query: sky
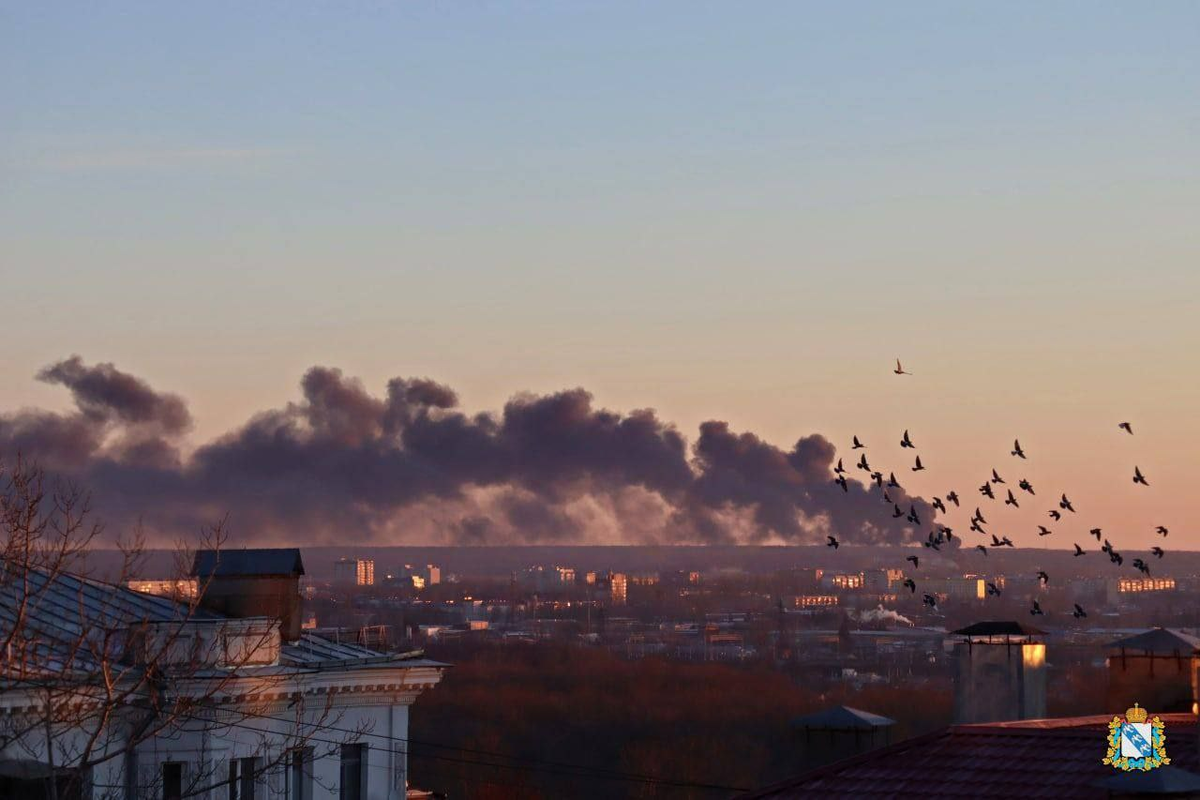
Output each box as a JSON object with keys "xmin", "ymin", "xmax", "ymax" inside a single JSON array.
[{"xmin": 1, "ymin": 2, "xmax": 1198, "ymax": 549}]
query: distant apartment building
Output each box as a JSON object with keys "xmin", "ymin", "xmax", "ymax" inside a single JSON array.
[
  {"xmin": 863, "ymin": 568, "xmax": 904, "ymax": 592},
  {"xmin": 610, "ymin": 572, "xmax": 628, "ymax": 606},
  {"xmin": 333, "ymin": 557, "xmax": 375, "ymax": 586},
  {"xmin": 630, "ymin": 573, "xmax": 659, "ymax": 586},
  {"xmin": 425, "ymin": 564, "xmax": 441, "ymax": 586},
  {"xmin": 823, "ymin": 573, "xmax": 864, "ymax": 591},
  {"xmin": 555, "ymin": 566, "xmax": 576, "ymax": 584},
  {"xmin": 1107, "ymin": 576, "xmax": 1176, "ymax": 606},
  {"xmin": 788, "ymin": 594, "xmax": 840, "ymax": 608},
  {"xmin": 125, "ymin": 578, "xmax": 198, "ymax": 599}
]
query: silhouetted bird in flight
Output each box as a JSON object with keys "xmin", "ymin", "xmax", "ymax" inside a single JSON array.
[
  {"xmin": 1000, "ymin": 535, "xmax": 1014, "ymax": 547},
  {"xmin": 1005, "ymin": 490, "xmax": 1019, "ymax": 508},
  {"xmin": 1073, "ymin": 543, "xmax": 1085, "ymax": 556},
  {"xmin": 1152, "ymin": 546, "xmax": 1164, "ymax": 558},
  {"xmin": 888, "ymin": 472, "xmax": 901, "ymax": 488},
  {"xmin": 943, "ymin": 528, "xmax": 955, "ymax": 543},
  {"xmin": 1037, "ymin": 570, "xmax": 1049, "ymax": 585},
  {"xmin": 946, "ymin": 491, "xmax": 960, "ymax": 506},
  {"xmin": 835, "ymin": 474, "xmax": 848, "ymax": 492},
  {"xmin": 912, "ymin": 455, "xmax": 925, "ymax": 472},
  {"xmin": 871, "ymin": 471, "xmax": 884, "ymax": 487},
  {"xmin": 923, "ymin": 533, "xmax": 941, "ymax": 551},
  {"xmin": 1101, "ymin": 539, "xmax": 1113, "ymax": 555},
  {"xmin": 826, "ymin": 535, "xmax": 839, "ymax": 549},
  {"xmin": 1156, "ymin": 526, "xmax": 1169, "ymax": 537},
  {"xmin": 1049, "ymin": 510, "xmax": 1062, "ymax": 521},
  {"xmin": 970, "ymin": 520, "xmax": 986, "ymax": 535},
  {"xmin": 990, "ymin": 534, "xmax": 1004, "ymax": 547},
  {"xmin": 1019, "ymin": 479, "xmax": 1035, "ymax": 495},
  {"xmin": 932, "ymin": 497, "xmax": 946, "ymax": 513},
  {"xmin": 907, "ymin": 506, "xmax": 921, "ymax": 525},
  {"xmin": 834, "ymin": 458, "xmax": 846, "ymax": 475},
  {"xmin": 1090, "ymin": 528, "xmax": 1103, "ymax": 541},
  {"xmin": 1030, "ymin": 600, "xmax": 1044, "ymax": 616},
  {"xmin": 1133, "ymin": 466, "xmax": 1149, "ymax": 486},
  {"xmin": 1012, "ymin": 439, "xmax": 1026, "ymax": 459},
  {"xmin": 1060, "ymin": 493, "xmax": 1075, "ymax": 513},
  {"xmin": 988, "ymin": 470, "xmax": 1003, "ymax": 485},
  {"xmin": 1119, "ymin": 422, "xmax": 1133, "ymax": 435},
  {"xmin": 976, "ymin": 545, "xmax": 988, "ymax": 556},
  {"xmin": 900, "ymin": 430, "xmax": 915, "ymax": 448},
  {"xmin": 894, "ymin": 359, "xmax": 911, "ymax": 375},
  {"xmin": 852, "ymin": 435, "xmax": 866, "ymax": 449},
  {"xmin": 1110, "ymin": 551, "xmax": 1124, "ymax": 567},
  {"xmin": 1073, "ymin": 604, "xmax": 1087, "ymax": 619},
  {"xmin": 883, "ymin": 491, "xmax": 893, "ymax": 504},
  {"xmin": 902, "ymin": 578, "xmax": 916, "ymax": 593},
  {"xmin": 979, "ymin": 483, "xmax": 995, "ymax": 499},
  {"xmin": 972, "ymin": 508, "xmax": 988, "ymax": 525},
  {"xmin": 923, "ymin": 594, "xmax": 937, "ymax": 608},
  {"xmin": 892, "ymin": 504, "xmax": 904, "ymax": 518},
  {"xmin": 1037, "ymin": 526, "xmax": 1053, "ymax": 537},
  {"xmin": 986, "ymin": 582, "xmax": 1001, "ymax": 597},
  {"xmin": 1133, "ymin": 558, "xmax": 1150, "ymax": 575},
  {"xmin": 906, "ymin": 555, "xmax": 920, "ymax": 568},
  {"xmin": 857, "ymin": 454, "xmax": 870, "ymax": 471}
]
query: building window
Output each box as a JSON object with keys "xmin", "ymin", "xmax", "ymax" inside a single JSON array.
[
  {"xmin": 228, "ymin": 757, "xmax": 258, "ymax": 800},
  {"xmin": 162, "ymin": 762, "xmax": 184, "ymax": 800},
  {"xmin": 288, "ymin": 748, "xmax": 313, "ymax": 800},
  {"xmin": 340, "ymin": 743, "xmax": 367, "ymax": 800}
]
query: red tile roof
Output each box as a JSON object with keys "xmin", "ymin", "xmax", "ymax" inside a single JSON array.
[{"xmin": 741, "ymin": 714, "xmax": 1199, "ymax": 799}]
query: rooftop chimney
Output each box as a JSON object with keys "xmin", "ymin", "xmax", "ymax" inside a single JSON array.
[
  {"xmin": 190, "ymin": 548, "xmax": 305, "ymax": 642},
  {"xmin": 951, "ymin": 621, "xmax": 1047, "ymax": 724}
]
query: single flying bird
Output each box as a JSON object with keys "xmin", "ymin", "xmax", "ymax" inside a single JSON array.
[
  {"xmin": 1073, "ymin": 604, "xmax": 1087, "ymax": 619},
  {"xmin": 1090, "ymin": 528, "xmax": 1102, "ymax": 541},
  {"xmin": 852, "ymin": 435, "xmax": 866, "ymax": 449},
  {"xmin": 1005, "ymin": 490, "xmax": 1020, "ymax": 508},
  {"xmin": 1119, "ymin": 422, "xmax": 1133, "ymax": 435},
  {"xmin": 1060, "ymin": 493, "xmax": 1075, "ymax": 513},
  {"xmin": 1133, "ymin": 558, "xmax": 1150, "ymax": 575},
  {"xmin": 1012, "ymin": 439, "xmax": 1026, "ymax": 459},
  {"xmin": 1019, "ymin": 479, "xmax": 1035, "ymax": 495},
  {"xmin": 1156, "ymin": 526, "xmax": 1169, "ymax": 537},
  {"xmin": 870, "ymin": 471, "xmax": 884, "ymax": 487},
  {"xmin": 888, "ymin": 472, "xmax": 901, "ymax": 488},
  {"xmin": 991, "ymin": 469, "xmax": 1005, "ymax": 484},
  {"xmin": 1030, "ymin": 600, "xmax": 1044, "ymax": 616},
  {"xmin": 975, "ymin": 544, "xmax": 988, "ymax": 556},
  {"xmin": 972, "ymin": 508, "xmax": 988, "ymax": 525},
  {"xmin": 970, "ymin": 519, "xmax": 986, "ymax": 535},
  {"xmin": 1151, "ymin": 546, "xmax": 1164, "ymax": 558},
  {"xmin": 906, "ymin": 555, "xmax": 920, "ymax": 568},
  {"xmin": 932, "ymin": 497, "xmax": 946, "ymax": 513},
  {"xmin": 979, "ymin": 483, "xmax": 995, "ymax": 500},
  {"xmin": 1073, "ymin": 543, "xmax": 1085, "ymax": 557},
  {"xmin": 946, "ymin": 491, "xmax": 960, "ymax": 506},
  {"xmin": 1049, "ymin": 509, "xmax": 1062, "ymax": 521},
  {"xmin": 892, "ymin": 504, "xmax": 904, "ymax": 518},
  {"xmin": 835, "ymin": 474, "xmax": 849, "ymax": 492},
  {"xmin": 986, "ymin": 582, "xmax": 1001, "ymax": 597},
  {"xmin": 834, "ymin": 458, "xmax": 846, "ymax": 475},
  {"xmin": 907, "ymin": 506, "xmax": 921, "ymax": 525},
  {"xmin": 826, "ymin": 535, "xmax": 839, "ymax": 549},
  {"xmin": 902, "ymin": 578, "xmax": 916, "ymax": 593},
  {"xmin": 857, "ymin": 454, "xmax": 870, "ymax": 471},
  {"xmin": 912, "ymin": 455, "xmax": 925, "ymax": 472},
  {"xmin": 894, "ymin": 359, "xmax": 911, "ymax": 376},
  {"xmin": 1133, "ymin": 466, "xmax": 1149, "ymax": 486},
  {"xmin": 923, "ymin": 594, "xmax": 937, "ymax": 608},
  {"xmin": 900, "ymin": 429, "xmax": 915, "ymax": 449},
  {"xmin": 1037, "ymin": 526, "xmax": 1053, "ymax": 537}
]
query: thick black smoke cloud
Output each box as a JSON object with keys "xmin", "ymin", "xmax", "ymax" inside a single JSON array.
[{"xmin": 0, "ymin": 357, "xmax": 936, "ymax": 546}]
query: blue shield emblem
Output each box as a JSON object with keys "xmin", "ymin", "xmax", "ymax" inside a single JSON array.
[{"xmin": 1104, "ymin": 703, "xmax": 1168, "ymax": 772}]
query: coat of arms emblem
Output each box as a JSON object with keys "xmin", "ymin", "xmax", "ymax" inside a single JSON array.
[{"xmin": 1104, "ymin": 703, "xmax": 1168, "ymax": 772}]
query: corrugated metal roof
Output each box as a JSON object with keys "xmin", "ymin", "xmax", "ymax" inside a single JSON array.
[
  {"xmin": 191, "ymin": 548, "xmax": 305, "ymax": 577},
  {"xmin": 740, "ymin": 715, "xmax": 1200, "ymax": 799}
]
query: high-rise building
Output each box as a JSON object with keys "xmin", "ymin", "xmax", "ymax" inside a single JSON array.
[
  {"xmin": 424, "ymin": 565, "xmax": 441, "ymax": 586},
  {"xmin": 334, "ymin": 558, "xmax": 374, "ymax": 586},
  {"xmin": 610, "ymin": 573, "xmax": 628, "ymax": 606}
]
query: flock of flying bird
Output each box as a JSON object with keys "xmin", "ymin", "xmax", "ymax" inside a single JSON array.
[{"xmin": 822, "ymin": 360, "xmax": 1165, "ymax": 621}]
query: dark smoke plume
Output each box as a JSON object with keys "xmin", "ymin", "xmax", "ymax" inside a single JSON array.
[{"xmin": 0, "ymin": 357, "xmax": 936, "ymax": 545}]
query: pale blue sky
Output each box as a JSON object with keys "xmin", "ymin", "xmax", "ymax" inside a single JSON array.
[{"xmin": 2, "ymin": 2, "xmax": 1198, "ymax": 543}]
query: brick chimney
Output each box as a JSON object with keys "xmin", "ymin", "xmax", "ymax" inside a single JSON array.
[
  {"xmin": 191, "ymin": 548, "xmax": 305, "ymax": 641},
  {"xmin": 951, "ymin": 621, "xmax": 1047, "ymax": 724}
]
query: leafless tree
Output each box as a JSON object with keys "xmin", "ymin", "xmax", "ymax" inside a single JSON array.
[{"xmin": 0, "ymin": 456, "xmax": 359, "ymax": 800}]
